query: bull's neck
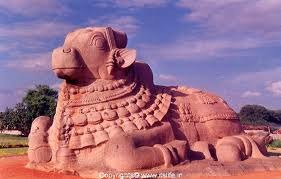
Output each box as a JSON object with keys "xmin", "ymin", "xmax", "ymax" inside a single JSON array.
[{"xmin": 60, "ymin": 69, "xmax": 152, "ymax": 107}]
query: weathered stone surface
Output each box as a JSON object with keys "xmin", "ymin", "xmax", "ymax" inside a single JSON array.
[{"xmin": 27, "ymin": 26, "xmax": 271, "ymax": 177}]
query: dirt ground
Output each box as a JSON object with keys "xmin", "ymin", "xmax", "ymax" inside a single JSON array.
[
  {"xmin": 0, "ymin": 155, "xmax": 79, "ymax": 179},
  {"xmin": 0, "ymin": 155, "xmax": 281, "ymax": 179}
]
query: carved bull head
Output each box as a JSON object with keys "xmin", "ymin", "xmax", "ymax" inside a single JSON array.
[{"xmin": 52, "ymin": 27, "xmax": 136, "ymax": 81}]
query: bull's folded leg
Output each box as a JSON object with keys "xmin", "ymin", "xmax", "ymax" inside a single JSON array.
[
  {"xmin": 104, "ymin": 134, "xmax": 189, "ymax": 170},
  {"xmin": 190, "ymin": 141, "xmax": 214, "ymax": 160},
  {"xmin": 104, "ymin": 134, "xmax": 165, "ymax": 170},
  {"xmin": 164, "ymin": 140, "xmax": 188, "ymax": 164},
  {"xmin": 216, "ymin": 142, "xmax": 243, "ymax": 162},
  {"xmin": 216, "ymin": 135, "xmax": 268, "ymax": 163}
]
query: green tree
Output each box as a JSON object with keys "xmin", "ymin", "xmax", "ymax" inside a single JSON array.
[
  {"xmin": 12, "ymin": 103, "xmax": 29, "ymax": 136},
  {"xmin": 239, "ymin": 105, "xmax": 273, "ymax": 125},
  {"xmin": 271, "ymin": 110, "xmax": 281, "ymax": 123},
  {"xmin": 0, "ymin": 111, "xmax": 5, "ymax": 132},
  {"xmin": 0, "ymin": 85, "xmax": 58, "ymax": 136},
  {"xmin": 2, "ymin": 107, "xmax": 17, "ymax": 130},
  {"xmin": 239, "ymin": 104, "xmax": 281, "ymax": 125},
  {"xmin": 23, "ymin": 85, "xmax": 57, "ymax": 121}
]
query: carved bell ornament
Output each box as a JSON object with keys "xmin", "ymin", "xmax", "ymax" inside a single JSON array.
[
  {"xmin": 69, "ymin": 129, "xmax": 81, "ymax": 150},
  {"xmin": 81, "ymin": 128, "xmax": 95, "ymax": 148},
  {"xmin": 93, "ymin": 130, "xmax": 109, "ymax": 146}
]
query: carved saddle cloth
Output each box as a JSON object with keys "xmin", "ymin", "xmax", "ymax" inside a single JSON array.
[
  {"xmin": 58, "ymin": 72, "xmax": 172, "ymax": 150},
  {"xmin": 169, "ymin": 86, "xmax": 239, "ymax": 123}
]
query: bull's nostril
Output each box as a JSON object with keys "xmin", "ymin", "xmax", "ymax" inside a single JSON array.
[{"xmin": 63, "ymin": 48, "xmax": 71, "ymax": 53}]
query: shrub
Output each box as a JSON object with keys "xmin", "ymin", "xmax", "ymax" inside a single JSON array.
[{"xmin": 268, "ymin": 139, "xmax": 281, "ymax": 148}]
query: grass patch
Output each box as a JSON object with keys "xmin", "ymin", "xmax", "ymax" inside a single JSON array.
[
  {"xmin": 0, "ymin": 147, "xmax": 28, "ymax": 157},
  {"xmin": 0, "ymin": 134, "xmax": 28, "ymax": 148},
  {"xmin": 268, "ymin": 139, "xmax": 281, "ymax": 148},
  {"xmin": 0, "ymin": 134, "xmax": 28, "ymax": 157}
]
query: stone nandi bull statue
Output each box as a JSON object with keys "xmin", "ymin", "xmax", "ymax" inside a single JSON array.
[{"xmin": 27, "ymin": 27, "xmax": 268, "ymax": 175}]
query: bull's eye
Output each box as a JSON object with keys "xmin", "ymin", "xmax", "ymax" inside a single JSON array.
[
  {"xmin": 90, "ymin": 33, "xmax": 107, "ymax": 50},
  {"xmin": 94, "ymin": 37, "xmax": 105, "ymax": 48}
]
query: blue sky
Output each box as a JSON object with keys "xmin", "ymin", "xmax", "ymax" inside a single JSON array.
[{"xmin": 0, "ymin": 0, "xmax": 280, "ymax": 111}]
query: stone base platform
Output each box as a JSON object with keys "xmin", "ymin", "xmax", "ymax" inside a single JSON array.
[
  {"xmin": 78, "ymin": 157, "xmax": 281, "ymax": 178},
  {"xmin": 2, "ymin": 155, "xmax": 281, "ymax": 179}
]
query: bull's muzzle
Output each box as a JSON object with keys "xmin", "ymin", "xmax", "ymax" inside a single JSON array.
[{"xmin": 52, "ymin": 47, "xmax": 85, "ymax": 80}]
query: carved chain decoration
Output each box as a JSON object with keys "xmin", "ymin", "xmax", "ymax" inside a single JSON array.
[{"xmin": 56, "ymin": 72, "xmax": 172, "ymax": 151}]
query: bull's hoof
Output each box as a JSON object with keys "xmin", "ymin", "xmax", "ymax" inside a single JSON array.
[{"xmin": 216, "ymin": 143, "xmax": 242, "ymax": 162}]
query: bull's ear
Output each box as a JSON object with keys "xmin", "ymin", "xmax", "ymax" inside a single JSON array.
[
  {"xmin": 106, "ymin": 48, "xmax": 136, "ymax": 75},
  {"xmin": 117, "ymin": 48, "xmax": 136, "ymax": 68}
]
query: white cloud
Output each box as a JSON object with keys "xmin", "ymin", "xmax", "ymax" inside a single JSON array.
[
  {"xmin": 158, "ymin": 74, "xmax": 177, "ymax": 82},
  {"xmin": 230, "ymin": 66, "xmax": 281, "ymax": 100},
  {"xmin": 139, "ymin": 38, "xmax": 260, "ymax": 60},
  {"xmin": 0, "ymin": 20, "xmax": 76, "ymax": 59},
  {"xmin": 0, "ymin": 88, "xmax": 26, "ymax": 111},
  {"xmin": 233, "ymin": 66, "xmax": 281, "ymax": 86},
  {"xmin": 266, "ymin": 81, "xmax": 281, "ymax": 96},
  {"xmin": 0, "ymin": 43, "xmax": 16, "ymax": 53},
  {"xmin": 4, "ymin": 52, "xmax": 51, "ymax": 71},
  {"xmin": 141, "ymin": 0, "xmax": 281, "ymax": 61},
  {"xmin": 0, "ymin": 89, "xmax": 14, "ymax": 97},
  {"xmin": 137, "ymin": 0, "xmax": 281, "ymax": 61},
  {"xmin": 177, "ymin": 0, "xmax": 281, "ymax": 39},
  {"xmin": 0, "ymin": 21, "xmax": 76, "ymax": 39},
  {"xmin": 241, "ymin": 91, "xmax": 261, "ymax": 98},
  {"xmin": 88, "ymin": 16, "xmax": 140, "ymax": 37},
  {"xmin": 0, "ymin": 0, "xmax": 67, "ymax": 16},
  {"xmin": 50, "ymin": 82, "xmax": 62, "ymax": 90},
  {"xmin": 0, "ymin": 82, "xmax": 62, "ymax": 111},
  {"xmin": 95, "ymin": 0, "xmax": 170, "ymax": 8}
]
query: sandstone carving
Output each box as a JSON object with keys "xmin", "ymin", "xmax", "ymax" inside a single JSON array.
[
  {"xmin": 216, "ymin": 135, "xmax": 267, "ymax": 162},
  {"xmin": 28, "ymin": 116, "xmax": 52, "ymax": 163},
  {"xmin": 27, "ymin": 27, "xmax": 268, "ymax": 176}
]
